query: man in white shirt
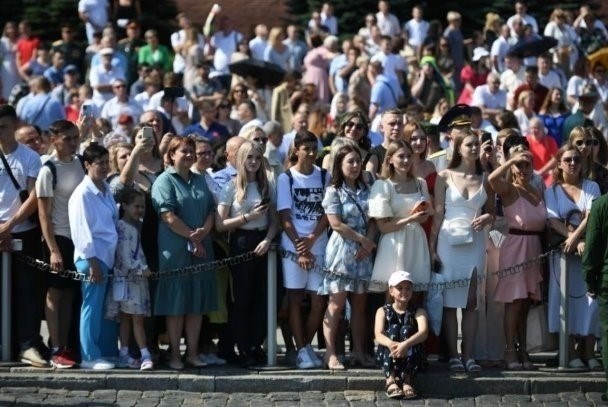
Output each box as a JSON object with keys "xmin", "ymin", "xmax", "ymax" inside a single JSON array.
[
  {"xmin": 403, "ymin": 5, "xmax": 429, "ymax": 52},
  {"xmin": 500, "ymin": 54, "xmax": 525, "ymax": 107},
  {"xmin": 320, "ymin": 3, "xmax": 338, "ymax": 36},
  {"xmin": 78, "ymin": 0, "xmax": 109, "ymax": 44},
  {"xmin": 472, "ymin": 73, "xmax": 507, "ymax": 122},
  {"xmin": 171, "ymin": 13, "xmax": 204, "ymax": 74},
  {"xmin": 375, "ymin": 0, "xmax": 401, "ymax": 37},
  {"xmin": 537, "ymin": 54, "xmax": 564, "ymax": 90},
  {"xmin": 100, "ymin": 79, "xmax": 143, "ymax": 129},
  {"xmin": 209, "ymin": 16, "xmax": 244, "ymax": 90},
  {"xmin": 279, "ymin": 111, "xmax": 310, "ymax": 163},
  {"xmin": 0, "ymin": 105, "xmax": 47, "ymax": 368},
  {"xmin": 237, "ymin": 100, "xmax": 264, "ymax": 136},
  {"xmin": 490, "ymin": 25, "xmax": 513, "ymax": 74},
  {"xmin": 89, "ymin": 48, "xmax": 126, "ymax": 106},
  {"xmin": 371, "ymin": 36, "xmax": 407, "ymax": 84},
  {"xmin": 249, "ymin": 25, "xmax": 269, "ymax": 61},
  {"xmin": 507, "ymin": 1, "xmax": 538, "ymax": 35}
]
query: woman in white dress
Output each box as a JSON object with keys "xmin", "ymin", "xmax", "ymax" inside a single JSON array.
[
  {"xmin": 430, "ymin": 129, "xmax": 495, "ymax": 373},
  {"xmin": 369, "ymin": 140, "xmax": 433, "ymax": 294},
  {"xmin": 0, "ymin": 22, "xmax": 20, "ymax": 102},
  {"xmin": 545, "ymin": 144, "xmax": 601, "ymax": 370}
]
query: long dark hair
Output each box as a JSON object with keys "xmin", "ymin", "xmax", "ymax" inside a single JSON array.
[
  {"xmin": 447, "ymin": 130, "xmax": 483, "ymax": 175},
  {"xmin": 337, "ymin": 110, "xmax": 371, "ymax": 151},
  {"xmin": 331, "ymin": 144, "xmax": 365, "ymax": 189}
]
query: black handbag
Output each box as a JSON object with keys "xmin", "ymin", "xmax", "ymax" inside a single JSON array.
[{"xmin": 0, "ymin": 150, "xmax": 38, "ymax": 224}]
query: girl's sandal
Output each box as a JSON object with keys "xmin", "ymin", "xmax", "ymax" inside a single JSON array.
[
  {"xmin": 385, "ymin": 377, "xmax": 404, "ymax": 399},
  {"xmin": 402, "ymin": 383, "xmax": 418, "ymax": 400}
]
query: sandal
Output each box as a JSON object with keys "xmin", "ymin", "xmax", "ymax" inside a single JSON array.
[
  {"xmin": 448, "ymin": 357, "xmax": 465, "ymax": 372},
  {"xmin": 504, "ymin": 349, "xmax": 522, "ymax": 370},
  {"xmin": 465, "ymin": 358, "xmax": 482, "ymax": 373},
  {"xmin": 402, "ymin": 383, "xmax": 418, "ymax": 400},
  {"xmin": 324, "ymin": 355, "xmax": 346, "ymax": 371},
  {"xmin": 518, "ymin": 350, "xmax": 537, "ymax": 371},
  {"xmin": 385, "ymin": 377, "xmax": 404, "ymax": 399}
]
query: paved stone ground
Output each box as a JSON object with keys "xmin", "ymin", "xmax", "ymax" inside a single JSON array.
[{"xmin": 0, "ymin": 388, "xmax": 606, "ymax": 407}]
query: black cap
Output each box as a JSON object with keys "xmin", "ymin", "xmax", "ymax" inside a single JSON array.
[
  {"xmin": 502, "ymin": 134, "xmax": 529, "ymax": 158},
  {"xmin": 0, "ymin": 104, "xmax": 17, "ymax": 120},
  {"xmin": 438, "ymin": 104, "xmax": 472, "ymax": 133}
]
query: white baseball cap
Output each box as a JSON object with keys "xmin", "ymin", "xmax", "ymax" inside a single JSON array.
[{"xmin": 388, "ymin": 270, "xmax": 414, "ymax": 287}]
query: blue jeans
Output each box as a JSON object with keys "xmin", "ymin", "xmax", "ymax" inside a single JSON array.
[{"xmin": 75, "ymin": 258, "xmax": 118, "ymax": 361}]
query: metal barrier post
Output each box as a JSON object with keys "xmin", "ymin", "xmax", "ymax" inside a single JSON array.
[
  {"xmin": 266, "ymin": 246, "xmax": 277, "ymax": 366},
  {"xmin": 558, "ymin": 251, "xmax": 569, "ymax": 369},
  {"xmin": 1, "ymin": 239, "xmax": 22, "ymax": 362}
]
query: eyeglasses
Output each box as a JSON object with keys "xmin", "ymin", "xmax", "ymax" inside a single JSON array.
[
  {"xmin": 515, "ymin": 161, "xmax": 531, "ymax": 169},
  {"xmin": 574, "ymin": 139, "xmax": 593, "ymax": 147},
  {"xmin": 218, "ymin": 104, "xmax": 230, "ymax": 109},
  {"xmin": 196, "ymin": 151, "xmax": 213, "ymax": 158},
  {"xmin": 562, "ymin": 156, "xmax": 581, "ymax": 164},
  {"xmin": 253, "ymin": 137, "xmax": 268, "ymax": 143},
  {"xmin": 345, "ymin": 121, "xmax": 365, "ymax": 130}
]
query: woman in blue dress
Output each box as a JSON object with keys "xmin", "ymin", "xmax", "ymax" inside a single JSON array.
[
  {"xmin": 319, "ymin": 144, "xmax": 377, "ymax": 370},
  {"xmin": 151, "ymin": 136, "xmax": 217, "ymax": 370}
]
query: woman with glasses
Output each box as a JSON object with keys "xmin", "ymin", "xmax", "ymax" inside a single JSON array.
[
  {"xmin": 322, "ymin": 111, "xmax": 373, "ymax": 173},
  {"xmin": 216, "ymin": 140, "xmax": 278, "ymax": 367},
  {"xmin": 538, "ymin": 87, "xmax": 570, "ymax": 146},
  {"xmin": 569, "ymin": 126, "xmax": 608, "ymax": 195},
  {"xmin": 215, "ymin": 98, "xmax": 241, "ymax": 136},
  {"xmin": 228, "ymin": 85, "xmax": 250, "ymax": 121},
  {"xmin": 489, "ymin": 135, "xmax": 546, "ymax": 370},
  {"xmin": 545, "ymin": 144, "xmax": 600, "ymax": 370}
]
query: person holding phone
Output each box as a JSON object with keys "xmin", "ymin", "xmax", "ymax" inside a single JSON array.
[
  {"xmin": 369, "ymin": 140, "xmax": 433, "ymax": 296},
  {"xmin": 215, "ymin": 141, "xmax": 278, "ymax": 367}
]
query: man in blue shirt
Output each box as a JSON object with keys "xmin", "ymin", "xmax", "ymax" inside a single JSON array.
[
  {"xmin": 19, "ymin": 76, "xmax": 66, "ymax": 132},
  {"xmin": 182, "ymin": 100, "xmax": 230, "ymax": 144}
]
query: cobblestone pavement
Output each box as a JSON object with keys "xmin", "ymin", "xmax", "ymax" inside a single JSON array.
[{"xmin": 0, "ymin": 388, "xmax": 606, "ymax": 407}]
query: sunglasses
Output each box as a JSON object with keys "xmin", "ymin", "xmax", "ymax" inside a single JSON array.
[
  {"xmin": 574, "ymin": 139, "xmax": 593, "ymax": 147},
  {"xmin": 562, "ymin": 156, "xmax": 581, "ymax": 164},
  {"xmin": 253, "ymin": 137, "xmax": 268, "ymax": 143},
  {"xmin": 345, "ymin": 121, "xmax": 365, "ymax": 130},
  {"xmin": 515, "ymin": 161, "xmax": 531, "ymax": 169}
]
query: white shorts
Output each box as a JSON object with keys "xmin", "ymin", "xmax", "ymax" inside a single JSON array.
[{"xmin": 282, "ymin": 254, "xmax": 324, "ymax": 291}]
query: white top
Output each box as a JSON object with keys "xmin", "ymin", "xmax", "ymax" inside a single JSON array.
[
  {"xmin": 0, "ymin": 143, "xmax": 41, "ymax": 233},
  {"xmin": 35, "ymin": 155, "xmax": 85, "ymax": 239},
  {"xmin": 490, "ymin": 36, "xmax": 512, "ymax": 73},
  {"xmin": 538, "ymin": 70, "xmax": 563, "ymax": 90},
  {"xmin": 404, "ymin": 18, "xmax": 429, "ymax": 47},
  {"xmin": 68, "ymin": 175, "xmax": 118, "ymax": 268},
  {"xmin": 375, "ymin": 12, "xmax": 401, "ymax": 37},
  {"xmin": 211, "ymin": 30, "xmax": 244, "ymax": 74},
  {"xmin": 277, "ymin": 166, "xmax": 330, "ymax": 255},
  {"xmin": 171, "ymin": 30, "xmax": 204, "ymax": 74},
  {"xmin": 370, "ymin": 52, "xmax": 406, "ymax": 80},
  {"xmin": 249, "ymin": 36, "xmax": 268, "ymax": 61},
  {"xmin": 507, "ymin": 13, "xmax": 538, "ymax": 34},
  {"xmin": 472, "ymin": 84, "xmax": 507, "ymax": 109},
  {"xmin": 218, "ymin": 179, "xmax": 276, "ymax": 230},
  {"xmin": 100, "ymin": 97, "xmax": 144, "ymax": 128},
  {"xmin": 566, "ymin": 75, "xmax": 588, "ymax": 100},
  {"xmin": 89, "ymin": 65, "xmax": 125, "ymax": 105},
  {"xmin": 78, "ymin": 0, "xmax": 109, "ymax": 32}
]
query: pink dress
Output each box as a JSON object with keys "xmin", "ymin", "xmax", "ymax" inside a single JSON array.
[
  {"xmin": 303, "ymin": 47, "xmax": 330, "ymax": 104},
  {"xmin": 494, "ymin": 193, "xmax": 546, "ymax": 303}
]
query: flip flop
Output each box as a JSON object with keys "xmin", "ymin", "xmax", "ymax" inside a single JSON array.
[{"xmin": 385, "ymin": 378, "xmax": 404, "ymax": 399}]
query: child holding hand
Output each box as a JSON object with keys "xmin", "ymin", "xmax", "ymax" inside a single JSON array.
[{"xmin": 374, "ymin": 271, "xmax": 428, "ymax": 399}]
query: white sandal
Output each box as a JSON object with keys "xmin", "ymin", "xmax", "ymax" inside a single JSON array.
[{"xmin": 465, "ymin": 358, "xmax": 481, "ymax": 372}]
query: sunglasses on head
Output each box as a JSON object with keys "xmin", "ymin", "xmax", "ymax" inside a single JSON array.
[
  {"xmin": 574, "ymin": 139, "xmax": 593, "ymax": 147},
  {"xmin": 253, "ymin": 136, "xmax": 268, "ymax": 143}
]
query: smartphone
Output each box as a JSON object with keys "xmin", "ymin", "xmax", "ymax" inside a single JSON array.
[
  {"xmin": 187, "ymin": 241, "xmax": 195, "ymax": 253},
  {"xmin": 142, "ymin": 126, "xmax": 154, "ymax": 141},
  {"xmin": 481, "ymin": 131, "xmax": 492, "ymax": 145},
  {"xmin": 410, "ymin": 200, "xmax": 428, "ymax": 214}
]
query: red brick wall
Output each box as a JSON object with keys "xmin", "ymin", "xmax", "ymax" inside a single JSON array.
[{"xmin": 175, "ymin": 0, "xmax": 290, "ymax": 38}]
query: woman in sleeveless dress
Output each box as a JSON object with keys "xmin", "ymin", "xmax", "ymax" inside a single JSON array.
[
  {"xmin": 369, "ymin": 140, "xmax": 433, "ymax": 295},
  {"xmin": 489, "ymin": 138, "xmax": 546, "ymax": 370},
  {"xmin": 430, "ymin": 129, "xmax": 495, "ymax": 373}
]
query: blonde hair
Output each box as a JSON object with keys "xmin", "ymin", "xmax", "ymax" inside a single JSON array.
[
  {"xmin": 234, "ymin": 141, "xmax": 270, "ymax": 203},
  {"xmin": 381, "ymin": 140, "xmax": 414, "ymax": 180}
]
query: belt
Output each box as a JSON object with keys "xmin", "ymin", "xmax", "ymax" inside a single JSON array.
[{"xmin": 508, "ymin": 228, "xmax": 543, "ymax": 236}]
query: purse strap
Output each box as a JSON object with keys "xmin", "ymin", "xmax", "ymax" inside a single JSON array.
[
  {"xmin": 0, "ymin": 149, "xmax": 23, "ymax": 192},
  {"xmin": 342, "ymin": 185, "xmax": 368, "ymax": 230}
]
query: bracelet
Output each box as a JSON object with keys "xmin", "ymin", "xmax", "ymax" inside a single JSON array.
[{"xmin": 241, "ymin": 214, "xmax": 247, "ymax": 223}]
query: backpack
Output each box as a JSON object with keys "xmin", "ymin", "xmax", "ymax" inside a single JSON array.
[
  {"xmin": 284, "ymin": 167, "xmax": 327, "ymax": 193},
  {"xmin": 44, "ymin": 155, "xmax": 86, "ymax": 189}
]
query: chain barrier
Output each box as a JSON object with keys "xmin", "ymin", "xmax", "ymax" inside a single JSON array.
[{"xmin": 13, "ymin": 244, "xmax": 563, "ymax": 290}]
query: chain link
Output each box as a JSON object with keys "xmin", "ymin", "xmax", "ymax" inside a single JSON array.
[{"xmin": 14, "ymin": 245, "xmax": 562, "ymax": 290}]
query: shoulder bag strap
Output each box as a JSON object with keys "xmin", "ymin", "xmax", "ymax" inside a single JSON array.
[
  {"xmin": 342, "ymin": 185, "xmax": 368, "ymax": 230},
  {"xmin": 0, "ymin": 150, "xmax": 23, "ymax": 191}
]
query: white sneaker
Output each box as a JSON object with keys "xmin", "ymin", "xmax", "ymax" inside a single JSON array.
[
  {"xmin": 81, "ymin": 359, "xmax": 115, "ymax": 370},
  {"xmin": 306, "ymin": 344, "xmax": 323, "ymax": 368},
  {"xmin": 296, "ymin": 347, "xmax": 315, "ymax": 369}
]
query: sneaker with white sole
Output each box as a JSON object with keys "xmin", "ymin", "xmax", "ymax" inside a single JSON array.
[
  {"xmin": 306, "ymin": 344, "xmax": 323, "ymax": 368},
  {"xmin": 81, "ymin": 359, "xmax": 115, "ymax": 370},
  {"xmin": 140, "ymin": 358, "xmax": 153, "ymax": 371},
  {"xmin": 20, "ymin": 347, "xmax": 49, "ymax": 368},
  {"xmin": 296, "ymin": 347, "xmax": 315, "ymax": 369}
]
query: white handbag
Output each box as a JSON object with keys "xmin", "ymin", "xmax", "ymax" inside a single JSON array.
[{"xmin": 446, "ymin": 217, "xmax": 473, "ymax": 246}]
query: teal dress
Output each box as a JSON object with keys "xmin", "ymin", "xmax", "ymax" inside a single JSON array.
[{"xmin": 151, "ymin": 167, "xmax": 217, "ymax": 316}]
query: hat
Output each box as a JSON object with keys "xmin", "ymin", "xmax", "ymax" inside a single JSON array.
[
  {"xmin": 99, "ymin": 47, "xmax": 114, "ymax": 56},
  {"xmin": 472, "ymin": 47, "xmax": 490, "ymax": 62},
  {"xmin": 63, "ymin": 64, "xmax": 79, "ymax": 75},
  {"xmin": 388, "ymin": 271, "xmax": 414, "ymax": 287},
  {"xmin": 117, "ymin": 113, "xmax": 133, "ymax": 125},
  {"xmin": 438, "ymin": 104, "xmax": 472, "ymax": 133},
  {"xmin": 580, "ymin": 84, "xmax": 599, "ymax": 100}
]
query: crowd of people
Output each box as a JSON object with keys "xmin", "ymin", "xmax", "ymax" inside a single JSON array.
[{"xmin": 1, "ymin": 0, "xmax": 608, "ymax": 400}]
